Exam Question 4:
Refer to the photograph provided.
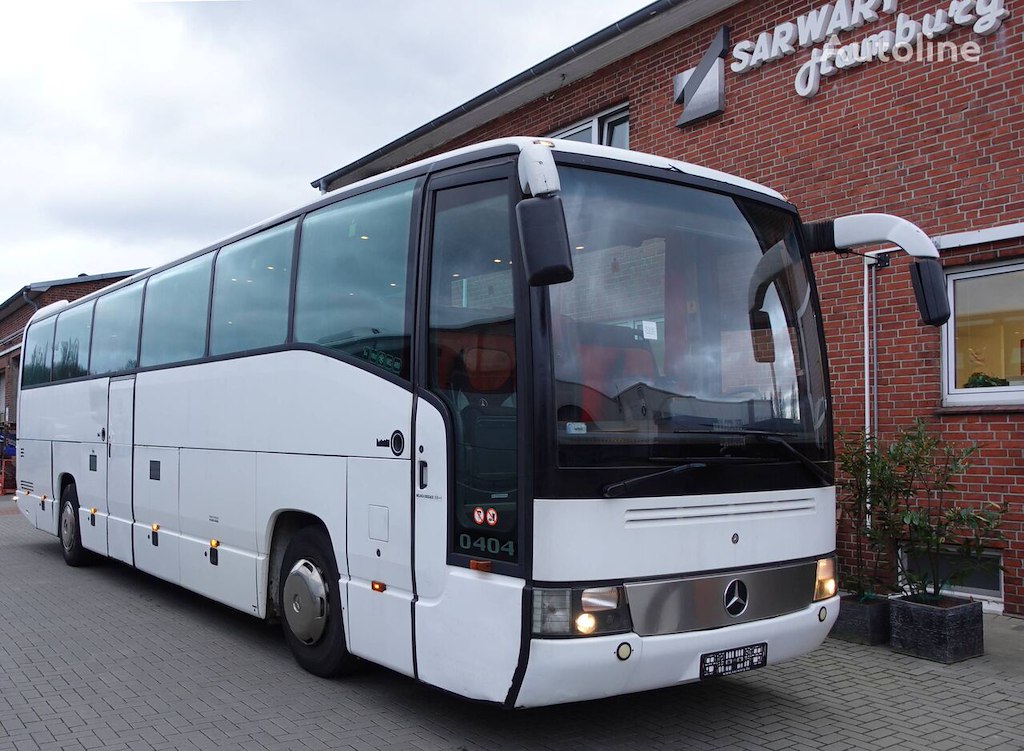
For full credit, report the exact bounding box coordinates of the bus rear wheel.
[279,525,357,677]
[59,484,89,567]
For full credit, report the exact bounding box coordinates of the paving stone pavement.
[1,496,1022,751]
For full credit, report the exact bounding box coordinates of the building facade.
[316,0,1022,613]
[0,272,140,427]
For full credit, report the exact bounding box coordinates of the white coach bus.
[16,138,948,707]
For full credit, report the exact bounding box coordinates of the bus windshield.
[550,166,830,468]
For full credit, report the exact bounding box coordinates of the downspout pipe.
[21,289,38,313]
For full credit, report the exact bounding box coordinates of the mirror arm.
[803,213,949,327]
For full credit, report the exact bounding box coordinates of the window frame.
[942,260,1024,406]
[549,103,629,148]
[52,300,95,381]
[139,253,214,369]
[89,281,145,377]
[208,219,298,358]
[292,178,418,381]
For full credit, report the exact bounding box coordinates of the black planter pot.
[830,594,891,645]
[889,596,984,663]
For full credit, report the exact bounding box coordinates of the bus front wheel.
[59,484,89,567]
[279,525,357,677]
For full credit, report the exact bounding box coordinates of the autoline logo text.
[730,0,1009,97]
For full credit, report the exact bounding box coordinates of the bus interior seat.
[433,325,517,500]
[574,322,657,422]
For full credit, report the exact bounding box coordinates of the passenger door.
[413,166,527,703]
[106,375,135,564]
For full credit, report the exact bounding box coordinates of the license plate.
[700,642,767,678]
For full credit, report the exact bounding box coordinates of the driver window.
[428,179,518,564]
[294,179,416,379]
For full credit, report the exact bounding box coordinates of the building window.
[550,105,629,149]
[943,261,1024,406]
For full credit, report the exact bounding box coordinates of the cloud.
[0,0,652,298]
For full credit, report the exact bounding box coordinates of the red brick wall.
[422,0,1024,611]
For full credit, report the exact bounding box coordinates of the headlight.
[814,556,837,601]
[532,585,632,637]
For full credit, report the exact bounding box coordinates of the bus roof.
[319,137,785,202]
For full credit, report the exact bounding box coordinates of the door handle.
[98,427,106,441]
[418,460,428,490]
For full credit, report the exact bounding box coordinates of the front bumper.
[514,595,839,707]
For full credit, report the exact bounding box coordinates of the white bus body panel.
[133,446,180,584]
[19,380,107,535]
[346,456,414,676]
[133,351,412,460]
[532,486,836,582]
[412,397,524,703]
[14,438,50,529]
[129,353,411,625]
[254,452,348,619]
[179,448,259,614]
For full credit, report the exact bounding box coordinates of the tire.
[279,525,357,677]
[59,484,89,567]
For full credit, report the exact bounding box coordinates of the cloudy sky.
[0,0,652,300]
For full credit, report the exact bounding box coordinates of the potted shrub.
[886,421,1005,664]
[831,432,902,645]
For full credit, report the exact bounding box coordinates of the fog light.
[575,613,597,635]
[814,557,837,601]
[818,606,828,622]
[616,642,632,661]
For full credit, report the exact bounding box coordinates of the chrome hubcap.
[283,558,329,645]
[60,503,75,552]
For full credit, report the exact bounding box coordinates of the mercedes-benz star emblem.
[724,579,748,617]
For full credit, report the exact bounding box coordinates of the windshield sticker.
[567,422,588,434]
[473,507,485,525]
[642,320,658,340]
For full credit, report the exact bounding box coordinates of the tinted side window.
[22,318,56,387]
[210,221,295,356]
[141,254,213,367]
[91,283,144,375]
[294,180,415,379]
[53,302,94,380]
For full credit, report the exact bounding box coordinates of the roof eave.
[313,0,741,192]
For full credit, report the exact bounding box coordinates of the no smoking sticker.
[485,508,498,527]
[473,507,485,525]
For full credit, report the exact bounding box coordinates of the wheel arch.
[266,510,330,620]
[55,472,77,534]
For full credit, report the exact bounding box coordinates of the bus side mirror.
[516,195,574,286]
[910,257,950,327]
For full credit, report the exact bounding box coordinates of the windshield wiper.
[602,462,707,498]
[672,428,831,486]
